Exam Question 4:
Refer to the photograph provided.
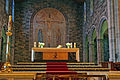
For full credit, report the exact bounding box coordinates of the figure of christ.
[36,10,64,47]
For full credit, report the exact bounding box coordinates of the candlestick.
[38,42,40,47]
[71,43,72,48]
[74,43,76,48]
[9,16,12,31]
[34,42,37,47]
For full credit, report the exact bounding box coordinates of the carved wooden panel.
[43,52,68,60]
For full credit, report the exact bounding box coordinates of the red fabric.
[46,62,77,74]
[47,68,68,71]
[47,63,68,71]
[47,63,67,65]
[46,71,77,74]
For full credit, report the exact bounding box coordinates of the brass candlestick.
[71,43,72,48]
[2,15,12,72]
[74,43,76,48]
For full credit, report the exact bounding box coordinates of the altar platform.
[31,48,80,62]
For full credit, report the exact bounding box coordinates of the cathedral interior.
[0,0,120,80]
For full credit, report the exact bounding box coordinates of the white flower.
[66,43,71,46]
[40,43,45,46]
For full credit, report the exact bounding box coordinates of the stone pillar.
[97,39,103,63]
[107,0,116,62]
[114,0,120,62]
[89,43,94,62]
[83,46,86,62]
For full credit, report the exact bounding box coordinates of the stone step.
[12,65,102,68]
[17,62,96,65]
[12,68,110,71]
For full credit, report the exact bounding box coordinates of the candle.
[38,42,40,47]
[9,15,12,31]
[74,43,76,48]
[71,43,72,48]
[34,42,36,47]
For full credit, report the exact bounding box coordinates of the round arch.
[30,8,67,47]
[99,17,109,61]
[92,29,97,63]
[89,25,97,63]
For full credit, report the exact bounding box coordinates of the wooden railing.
[37,74,107,80]
[100,61,120,71]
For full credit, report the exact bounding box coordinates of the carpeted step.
[47,65,67,68]
[12,62,110,72]
[16,62,96,65]
[46,71,77,74]
[47,63,68,71]
[47,68,68,71]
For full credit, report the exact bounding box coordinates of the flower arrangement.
[40,43,45,48]
[57,45,62,48]
[66,43,71,48]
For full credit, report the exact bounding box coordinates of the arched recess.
[91,29,97,63]
[85,36,89,62]
[1,26,7,63]
[100,20,109,61]
[30,8,66,47]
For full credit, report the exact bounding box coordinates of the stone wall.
[0,0,8,63]
[14,0,84,62]
[83,0,108,62]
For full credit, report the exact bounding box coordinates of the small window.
[90,0,94,16]
[12,0,15,22]
[6,0,9,14]
[84,2,87,23]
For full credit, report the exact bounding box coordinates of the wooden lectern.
[31,48,79,62]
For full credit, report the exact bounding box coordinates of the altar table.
[31,48,79,62]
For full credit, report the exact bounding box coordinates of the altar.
[31,48,80,62]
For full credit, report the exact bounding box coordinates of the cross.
[35,11,65,47]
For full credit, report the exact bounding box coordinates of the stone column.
[97,39,103,63]
[107,0,116,62]
[89,43,94,62]
[83,46,86,62]
[114,0,120,62]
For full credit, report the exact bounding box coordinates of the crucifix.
[35,10,64,47]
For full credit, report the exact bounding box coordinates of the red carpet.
[46,62,77,74]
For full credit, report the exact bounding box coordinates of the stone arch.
[1,25,7,63]
[30,8,67,48]
[89,25,97,63]
[98,17,109,61]
[85,34,89,62]
[98,16,108,36]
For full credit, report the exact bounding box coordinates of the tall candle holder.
[2,15,12,72]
